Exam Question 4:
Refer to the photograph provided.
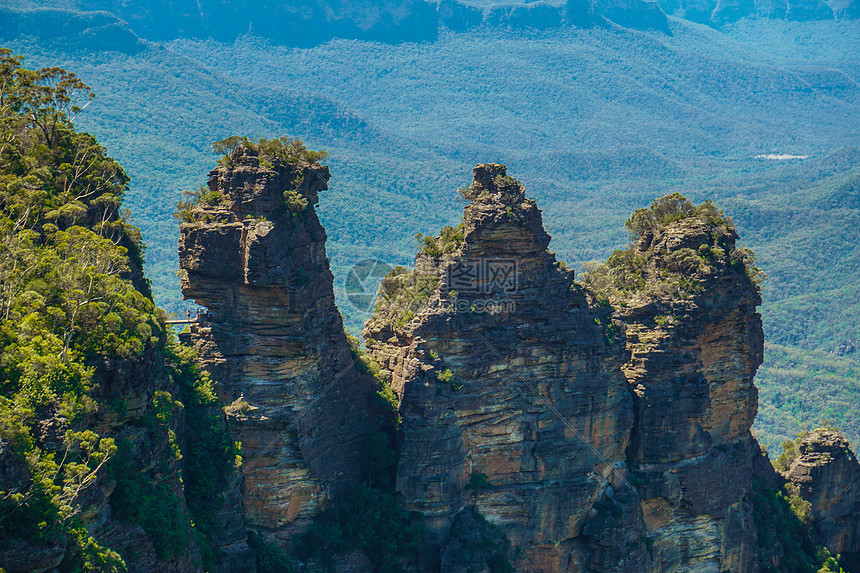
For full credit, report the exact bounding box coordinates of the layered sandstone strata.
[179,144,371,542]
[787,429,860,559]
[176,156,860,572]
[614,204,766,571]
[364,164,645,571]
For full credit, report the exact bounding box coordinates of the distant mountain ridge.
[3,0,856,50]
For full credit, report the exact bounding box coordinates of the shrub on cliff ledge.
[416,222,464,257]
[373,265,439,327]
[580,193,765,303]
[212,135,327,166]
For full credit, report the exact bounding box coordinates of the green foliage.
[173,185,224,222]
[182,136,327,221]
[748,475,845,573]
[465,471,494,493]
[445,506,515,573]
[417,223,465,257]
[731,246,767,288]
[785,483,812,525]
[0,51,159,562]
[624,192,697,239]
[60,526,127,573]
[0,52,161,395]
[580,250,646,299]
[816,547,848,573]
[437,368,454,384]
[0,429,115,550]
[374,265,439,328]
[165,339,238,570]
[580,193,762,303]
[435,368,462,391]
[247,530,292,573]
[294,484,424,573]
[151,390,178,425]
[465,471,494,505]
[774,439,800,472]
[212,135,327,165]
[108,440,188,560]
[751,476,815,572]
[0,26,857,570]
[282,188,308,213]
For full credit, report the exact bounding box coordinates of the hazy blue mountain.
[5,0,854,53]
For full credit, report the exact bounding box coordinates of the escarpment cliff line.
[178,141,372,541]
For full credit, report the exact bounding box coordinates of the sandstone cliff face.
[787,429,860,559]
[364,164,645,571]
[168,156,860,573]
[611,203,765,572]
[362,168,786,573]
[179,145,372,544]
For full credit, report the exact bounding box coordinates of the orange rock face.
[616,213,766,572]
[179,146,372,542]
[176,158,860,572]
[363,166,788,572]
[365,165,644,571]
[787,429,860,558]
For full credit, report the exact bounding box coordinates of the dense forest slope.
[0,2,857,454]
[0,49,236,572]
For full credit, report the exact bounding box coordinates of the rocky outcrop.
[611,205,766,571]
[786,429,860,559]
[171,156,860,572]
[362,167,795,572]
[179,144,372,545]
[364,164,645,571]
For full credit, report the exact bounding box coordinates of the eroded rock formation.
[179,145,372,543]
[173,157,860,572]
[360,165,809,572]
[786,429,860,561]
[364,164,643,571]
[614,200,765,571]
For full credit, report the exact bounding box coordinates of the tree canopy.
[0,49,162,569]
